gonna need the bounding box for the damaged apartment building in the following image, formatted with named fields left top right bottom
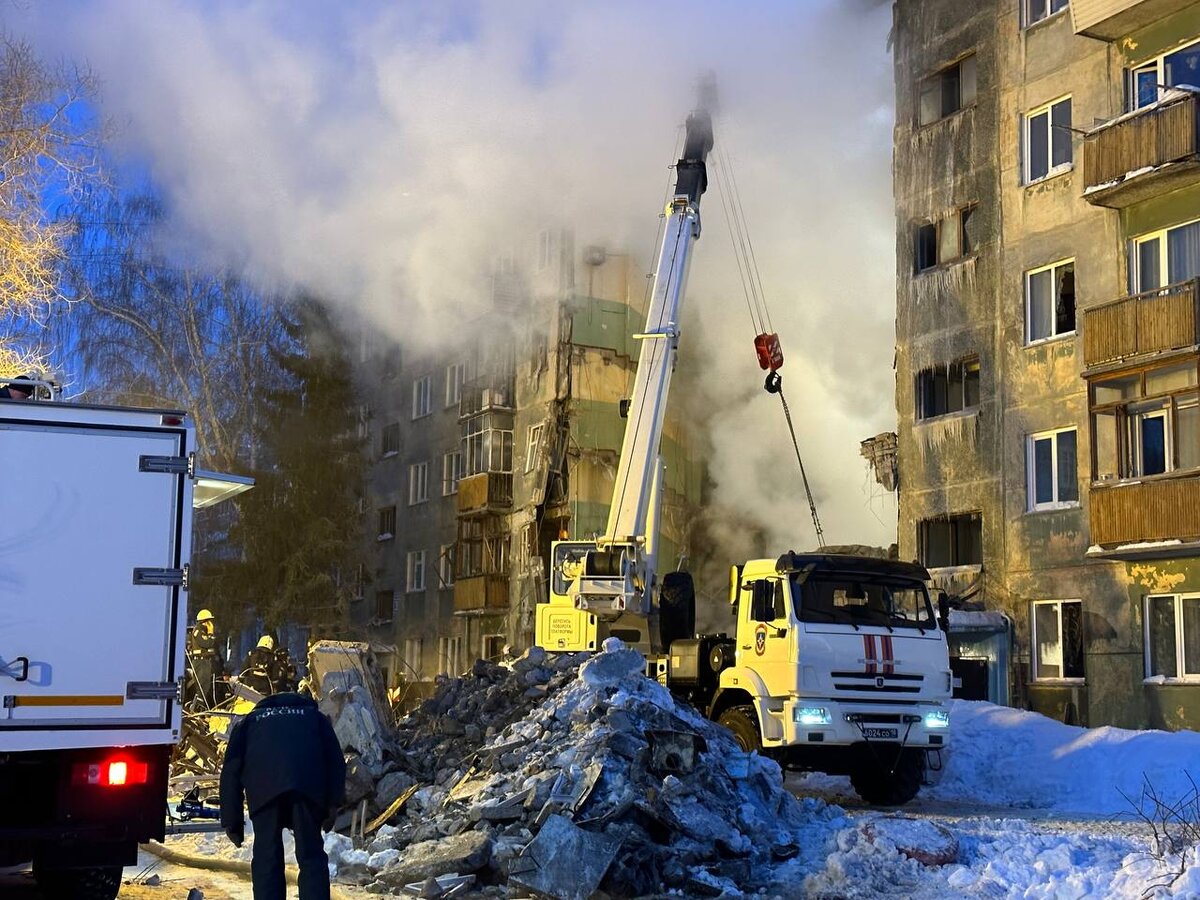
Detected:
left=350, top=231, right=704, bottom=691
left=882, top=0, right=1200, bottom=728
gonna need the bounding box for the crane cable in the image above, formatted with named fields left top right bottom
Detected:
left=711, top=143, right=826, bottom=548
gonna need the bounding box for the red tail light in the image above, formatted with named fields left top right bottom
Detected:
left=71, top=758, right=150, bottom=787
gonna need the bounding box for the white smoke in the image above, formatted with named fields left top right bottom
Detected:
left=18, top=0, right=899, bottom=548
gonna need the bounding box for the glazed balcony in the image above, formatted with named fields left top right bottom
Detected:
left=1082, top=279, right=1200, bottom=369
left=1072, top=0, right=1197, bottom=40
left=1081, top=93, right=1200, bottom=208
left=1089, top=475, right=1200, bottom=550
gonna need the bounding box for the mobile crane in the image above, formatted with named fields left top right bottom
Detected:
left=534, top=93, right=952, bottom=805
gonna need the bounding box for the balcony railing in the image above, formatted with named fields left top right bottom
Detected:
left=453, top=575, right=509, bottom=612
left=456, top=471, right=513, bottom=515
left=1072, top=0, right=1195, bottom=40
left=1090, top=476, right=1200, bottom=546
left=1082, top=93, right=1200, bottom=207
left=1082, top=279, right=1200, bottom=369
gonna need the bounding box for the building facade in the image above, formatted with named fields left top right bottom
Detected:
left=352, top=232, right=704, bottom=690
left=893, top=0, right=1200, bottom=728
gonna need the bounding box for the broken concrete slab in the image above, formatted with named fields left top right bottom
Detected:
left=376, top=831, right=493, bottom=887
left=507, top=814, right=621, bottom=900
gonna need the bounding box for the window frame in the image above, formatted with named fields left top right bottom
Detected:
left=445, top=362, right=468, bottom=409
left=1127, top=38, right=1200, bottom=111
left=442, top=450, right=463, bottom=496
left=1026, top=427, right=1080, bottom=512
left=1128, top=217, right=1200, bottom=294
left=408, top=461, right=429, bottom=506
left=438, top=543, right=456, bottom=588
left=1023, top=95, right=1073, bottom=184
left=381, top=422, right=400, bottom=458
left=406, top=549, right=426, bottom=593
left=1023, top=0, right=1069, bottom=29
left=915, top=356, right=981, bottom=420
left=917, top=512, right=983, bottom=569
left=1144, top=592, right=1200, bottom=681
left=411, top=375, right=432, bottom=420
left=1024, top=259, right=1076, bottom=345
left=917, top=54, right=978, bottom=127
left=1030, top=598, right=1085, bottom=683
left=526, top=423, right=544, bottom=474
left=374, top=589, right=394, bottom=623
left=377, top=505, right=396, bottom=540
left=915, top=205, right=977, bottom=272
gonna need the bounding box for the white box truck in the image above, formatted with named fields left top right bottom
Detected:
left=0, top=389, right=250, bottom=899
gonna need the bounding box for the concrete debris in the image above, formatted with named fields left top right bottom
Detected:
left=321, top=638, right=846, bottom=896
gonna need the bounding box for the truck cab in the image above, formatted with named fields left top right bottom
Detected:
left=707, top=553, right=952, bottom=805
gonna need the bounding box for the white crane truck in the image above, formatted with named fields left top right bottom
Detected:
left=0, top=385, right=250, bottom=899
left=535, top=96, right=952, bottom=805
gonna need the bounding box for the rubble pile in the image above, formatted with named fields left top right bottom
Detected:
left=324, top=639, right=843, bottom=898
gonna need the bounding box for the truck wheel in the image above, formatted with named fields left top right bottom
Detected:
left=33, top=862, right=122, bottom=900
left=717, top=705, right=762, bottom=752
left=850, top=748, right=925, bottom=806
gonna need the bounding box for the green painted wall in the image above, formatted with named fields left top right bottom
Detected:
left=572, top=400, right=703, bottom=499
left=1124, top=7, right=1200, bottom=64
left=569, top=296, right=638, bottom=359
left=1122, top=182, right=1200, bottom=237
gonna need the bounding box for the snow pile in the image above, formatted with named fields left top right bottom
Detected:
left=329, top=638, right=846, bottom=896
left=929, top=701, right=1200, bottom=815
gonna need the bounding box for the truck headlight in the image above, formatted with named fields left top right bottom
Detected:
left=924, top=709, right=950, bottom=729
left=795, top=706, right=832, bottom=726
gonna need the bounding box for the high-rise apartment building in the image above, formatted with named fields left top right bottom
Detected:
left=892, top=0, right=1200, bottom=729
left=352, top=231, right=703, bottom=691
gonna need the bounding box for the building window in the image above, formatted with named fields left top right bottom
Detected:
left=463, top=416, right=513, bottom=475
left=1024, top=96, right=1072, bottom=183
left=1129, top=39, right=1200, bottom=110
left=438, top=543, right=456, bottom=588
left=353, top=564, right=365, bottom=602
left=408, top=461, right=429, bottom=505
left=1092, top=361, right=1200, bottom=480
left=1025, top=260, right=1075, bottom=343
left=411, top=375, right=432, bottom=420
left=1129, top=219, right=1200, bottom=295
left=378, top=506, right=396, bottom=540
left=442, top=450, right=463, bottom=496
left=915, top=205, right=977, bottom=272
left=916, top=357, right=981, bottom=420
left=1027, top=428, right=1079, bottom=511
left=1024, top=0, right=1068, bottom=28
left=438, top=636, right=464, bottom=676
left=375, top=590, right=394, bottom=622
left=1031, top=600, right=1084, bottom=680
left=357, top=404, right=370, bottom=440
left=445, top=362, right=469, bottom=408
left=404, top=638, right=423, bottom=678
left=918, top=513, right=982, bottom=568
left=918, top=54, right=977, bottom=126
left=526, top=424, right=544, bottom=474
left=483, top=633, right=506, bottom=662
left=1146, top=594, right=1200, bottom=679
left=406, top=550, right=426, bottom=593
left=381, top=422, right=400, bottom=457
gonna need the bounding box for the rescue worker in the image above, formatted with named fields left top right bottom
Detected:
left=240, top=635, right=278, bottom=696
left=219, top=691, right=346, bottom=900
left=185, top=608, right=227, bottom=710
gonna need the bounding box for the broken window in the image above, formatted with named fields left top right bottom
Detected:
left=916, top=357, right=981, bottom=419
left=1031, top=599, right=1084, bottom=680
left=918, top=513, right=983, bottom=568
left=438, top=543, right=456, bottom=588
left=1024, top=0, right=1069, bottom=26
left=438, top=636, right=464, bottom=676
left=412, top=375, right=432, bottom=419
left=1027, top=428, right=1079, bottom=510
left=408, top=461, right=429, bottom=505
left=914, top=206, right=978, bottom=272
left=918, top=54, right=977, bottom=126
left=445, top=362, right=469, bottom=408
left=375, top=590, right=394, bottom=622
left=406, top=550, right=426, bottom=593
left=381, top=422, right=400, bottom=457
left=1024, top=96, right=1073, bottom=183
left=1025, top=260, right=1075, bottom=343
left=1146, top=594, right=1200, bottom=678
left=378, top=506, right=396, bottom=540
left=1090, top=361, right=1200, bottom=479
left=526, top=424, right=544, bottom=474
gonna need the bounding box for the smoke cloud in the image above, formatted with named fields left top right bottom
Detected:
left=18, top=0, right=899, bottom=549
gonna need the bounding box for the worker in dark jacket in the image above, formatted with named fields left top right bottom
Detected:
left=220, top=691, right=346, bottom=900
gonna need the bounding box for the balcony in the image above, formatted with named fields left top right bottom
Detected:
left=453, top=575, right=509, bottom=612
left=1082, top=279, right=1200, bottom=369
left=1072, top=0, right=1196, bottom=40
left=1082, top=93, right=1200, bottom=208
left=1089, top=476, right=1200, bottom=550
left=456, top=472, right=513, bottom=515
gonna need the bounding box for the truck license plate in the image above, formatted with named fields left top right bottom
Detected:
left=863, top=727, right=898, bottom=739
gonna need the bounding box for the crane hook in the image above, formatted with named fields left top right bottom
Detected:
left=764, top=371, right=782, bottom=394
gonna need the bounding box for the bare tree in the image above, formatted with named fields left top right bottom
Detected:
left=0, top=39, right=101, bottom=375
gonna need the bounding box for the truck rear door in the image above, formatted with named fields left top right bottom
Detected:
left=0, top=411, right=189, bottom=739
